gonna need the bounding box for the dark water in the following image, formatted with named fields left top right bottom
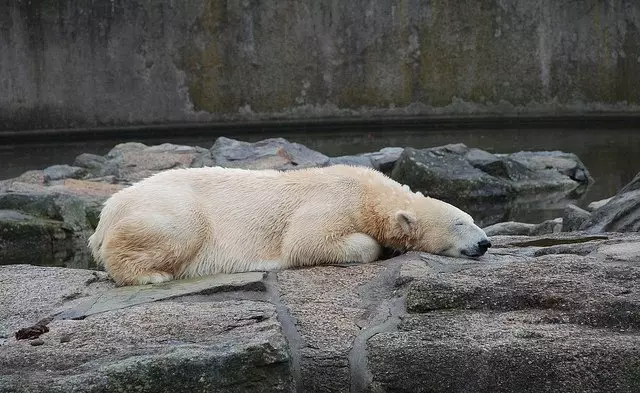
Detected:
left=1, top=127, right=639, bottom=225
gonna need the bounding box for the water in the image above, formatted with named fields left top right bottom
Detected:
left=2, top=127, right=638, bottom=211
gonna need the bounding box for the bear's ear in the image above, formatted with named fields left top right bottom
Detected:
left=395, top=210, right=417, bottom=234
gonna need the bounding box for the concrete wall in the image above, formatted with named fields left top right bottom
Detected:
left=1, top=0, right=639, bottom=131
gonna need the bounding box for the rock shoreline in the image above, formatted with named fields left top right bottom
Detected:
left=0, top=136, right=601, bottom=268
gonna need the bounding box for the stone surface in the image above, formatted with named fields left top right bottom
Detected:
left=582, top=172, right=640, bottom=233
left=368, top=233, right=640, bottom=393
left=390, top=145, right=591, bottom=226
left=2, top=1, right=640, bottom=131
left=562, top=204, right=591, bottom=232
left=529, top=217, right=563, bottom=236
left=43, top=165, right=87, bottom=183
left=483, top=221, right=536, bottom=236
left=0, top=265, right=292, bottom=393
left=211, top=137, right=330, bottom=170
left=57, top=272, right=268, bottom=320
left=4, top=233, right=640, bottom=392
left=391, top=144, right=591, bottom=203
left=587, top=197, right=613, bottom=211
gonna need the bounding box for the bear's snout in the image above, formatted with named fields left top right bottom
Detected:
left=477, top=239, right=492, bottom=254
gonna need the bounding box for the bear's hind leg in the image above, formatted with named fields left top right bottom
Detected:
left=103, top=224, right=198, bottom=286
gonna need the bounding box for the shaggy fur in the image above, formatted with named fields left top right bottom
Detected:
left=89, top=165, right=489, bottom=286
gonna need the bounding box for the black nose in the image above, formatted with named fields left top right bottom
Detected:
left=477, top=239, right=492, bottom=252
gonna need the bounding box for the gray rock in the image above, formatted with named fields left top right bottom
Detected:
left=0, top=210, right=73, bottom=266
left=483, top=221, right=536, bottom=236
left=0, top=265, right=293, bottom=393
left=507, top=150, right=594, bottom=183
left=328, top=155, right=374, bottom=168
left=390, top=144, right=592, bottom=227
left=562, top=204, right=591, bottom=232
left=43, top=165, right=87, bottom=182
left=582, top=172, right=640, bottom=233
left=363, top=147, right=404, bottom=172
left=587, top=197, right=613, bottom=211
left=103, top=142, right=214, bottom=182
left=390, top=144, right=589, bottom=206
left=369, top=233, right=640, bottom=393
left=73, top=153, right=106, bottom=174
left=57, top=272, right=268, bottom=320
left=211, top=137, right=330, bottom=171
left=529, top=217, right=563, bottom=236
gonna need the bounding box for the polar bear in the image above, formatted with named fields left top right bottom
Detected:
left=88, top=165, right=491, bottom=286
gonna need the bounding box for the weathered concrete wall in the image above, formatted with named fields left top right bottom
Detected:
left=1, top=0, right=639, bottom=131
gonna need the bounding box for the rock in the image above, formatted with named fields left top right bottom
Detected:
left=529, top=217, right=563, bottom=236
left=43, top=165, right=87, bottom=182
left=483, top=221, right=536, bottom=236
left=0, top=210, right=73, bottom=266
left=0, top=265, right=293, bottom=393
left=211, top=137, right=330, bottom=170
left=369, top=233, right=640, bottom=393
left=390, top=144, right=592, bottom=227
left=4, top=233, right=640, bottom=392
left=587, top=197, right=613, bottom=211
left=507, top=150, right=594, bottom=183
left=483, top=218, right=563, bottom=236
left=73, top=153, right=107, bottom=174
left=562, top=204, right=591, bottom=232
left=328, top=147, right=404, bottom=173
left=363, top=147, right=404, bottom=172
left=29, top=339, right=44, bottom=346
left=582, top=172, right=640, bottom=233
left=101, top=142, right=215, bottom=183
left=328, top=155, right=374, bottom=168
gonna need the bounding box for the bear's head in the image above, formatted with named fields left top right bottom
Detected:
left=394, top=195, right=491, bottom=259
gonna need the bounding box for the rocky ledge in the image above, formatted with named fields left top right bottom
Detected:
left=0, top=137, right=596, bottom=268
left=2, top=232, right=640, bottom=392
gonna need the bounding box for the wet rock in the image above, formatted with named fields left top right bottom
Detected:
left=43, top=165, right=87, bottom=182
left=390, top=144, right=592, bottom=225
left=211, top=137, right=330, bottom=170
left=0, top=266, right=292, bottom=393
left=582, top=172, right=640, bottom=233
left=562, top=204, right=591, bottom=232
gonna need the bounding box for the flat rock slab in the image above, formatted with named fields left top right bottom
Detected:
left=0, top=266, right=292, bottom=393
left=370, top=233, right=640, bottom=393
left=56, top=271, right=267, bottom=320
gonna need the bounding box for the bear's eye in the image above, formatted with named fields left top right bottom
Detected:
left=454, top=222, right=465, bottom=226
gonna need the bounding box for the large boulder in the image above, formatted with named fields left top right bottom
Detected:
left=83, top=142, right=215, bottom=183
left=211, top=137, right=330, bottom=170
left=390, top=144, right=592, bottom=226
left=581, top=172, right=640, bottom=233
